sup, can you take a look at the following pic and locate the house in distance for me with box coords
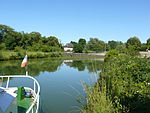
[64,43,74,52]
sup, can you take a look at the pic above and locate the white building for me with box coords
[64,43,74,52]
[64,47,73,52]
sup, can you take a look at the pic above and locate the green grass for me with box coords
[0,51,63,61]
[81,81,115,113]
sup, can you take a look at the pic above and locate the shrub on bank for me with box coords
[102,55,150,113]
[104,49,119,62]
[82,51,150,113]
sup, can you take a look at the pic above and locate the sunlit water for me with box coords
[0,58,103,113]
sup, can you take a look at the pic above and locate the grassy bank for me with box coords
[0,51,105,61]
[82,51,150,113]
[0,51,63,61]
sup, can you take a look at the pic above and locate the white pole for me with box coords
[6,77,10,88]
[34,81,36,93]
[26,71,28,76]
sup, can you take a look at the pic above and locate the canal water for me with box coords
[0,58,103,113]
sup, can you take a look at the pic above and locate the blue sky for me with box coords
[1,0,150,44]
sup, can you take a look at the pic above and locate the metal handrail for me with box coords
[0,75,40,113]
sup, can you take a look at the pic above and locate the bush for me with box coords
[83,54,150,113]
[14,46,24,52]
[104,50,119,62]
[125,45,140,56]
[101,55,150,113]
[0,43,6,50]
[140,44,148,51]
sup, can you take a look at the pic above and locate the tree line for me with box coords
[1,24,150,53]
[0,24,63,52]
[70,37,150,53]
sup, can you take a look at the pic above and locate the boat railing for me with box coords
[0,75,40,113]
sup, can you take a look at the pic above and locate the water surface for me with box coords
[0,58,103,113]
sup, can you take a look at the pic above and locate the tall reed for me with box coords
[81,78,115,113]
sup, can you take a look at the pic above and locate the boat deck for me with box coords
[10,87,36,113]
[1,87,35,113]
[0,75,40,113]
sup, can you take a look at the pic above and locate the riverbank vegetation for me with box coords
[0,24,64,60]
[69,37,150,53]
[0,51,63,61]
[0,24,63,52]
[82,50,150,113]
[1,24,150,60]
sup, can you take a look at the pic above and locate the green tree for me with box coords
[0,24,14,43]
[73,43,83,53]
[147,38,150,49]
[140,43,148,51]
[116,43,126,53]
[108,40,123,50]
[108,40,118,50]
[126,37,141,50]
[147,38,150,45]
[72,38,86,53]
[78,38,86,48]
[70,41,77,46]
[46,36,60,46]
[86,38,105,52]
[0,24,64,52]
[29,32,41,44]
[4,31,21,50]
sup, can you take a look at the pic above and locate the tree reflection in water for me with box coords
[0,58,104,76]
[64,59,103,73]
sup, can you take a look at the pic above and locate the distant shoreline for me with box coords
[65,51,150,58]
[64,52,106,57]
[0,51,149,61]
